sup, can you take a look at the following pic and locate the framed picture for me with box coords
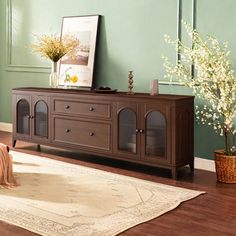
[59,15,100,89]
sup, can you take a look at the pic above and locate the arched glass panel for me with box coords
[17,99,30,134]
[35,101,48,137]
[118,108,136,153]
[146,111,166,157]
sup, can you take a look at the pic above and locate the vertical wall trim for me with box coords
[6,0,12,66]
[192,0,196,30]
[176,0,182,64]
[191,0,196,78]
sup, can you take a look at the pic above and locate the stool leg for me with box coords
[12,140,16,148]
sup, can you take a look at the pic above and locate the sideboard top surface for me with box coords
[12,87,194,101]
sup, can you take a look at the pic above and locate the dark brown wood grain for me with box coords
[12,87,194,179]
[0,131,236,236]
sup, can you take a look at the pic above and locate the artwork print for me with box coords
[59,15,100,88]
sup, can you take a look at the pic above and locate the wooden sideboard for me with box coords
[12,87,194,178]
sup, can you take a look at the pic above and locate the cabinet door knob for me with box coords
[65,129,70,133]
[135,129,139,133]
[89,107,94,111]
[139,129,144,133]
[65,105,70,109]
[89,132,94,136]
[31,115,34,119]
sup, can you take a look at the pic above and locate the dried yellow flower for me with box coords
[32,34,79,62]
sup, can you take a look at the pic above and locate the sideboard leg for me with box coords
[171,167,177,179]
[189,160,194,172]
[12,139,16,147]
[37,144,41,151]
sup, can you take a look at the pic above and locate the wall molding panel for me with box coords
[5,0,196,76]
[6,0,50,73]
[159,0,196,85]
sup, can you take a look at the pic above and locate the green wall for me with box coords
[1,0,236,160]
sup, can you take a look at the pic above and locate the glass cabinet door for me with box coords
[118,108,137,153]
[34,101,48,137]
[145,111,166,157]
[17,99,30,134]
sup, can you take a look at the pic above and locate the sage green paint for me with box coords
[1,0,179,121]
[0,0,234,159]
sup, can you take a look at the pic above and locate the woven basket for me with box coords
[215,150,236,183]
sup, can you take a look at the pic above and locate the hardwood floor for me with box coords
[0,131,235,236]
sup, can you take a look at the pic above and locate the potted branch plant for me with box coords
[163,22,236,183]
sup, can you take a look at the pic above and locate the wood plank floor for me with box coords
[0,131,235,236]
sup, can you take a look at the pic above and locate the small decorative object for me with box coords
[150,79,159,95]
[59,15,100,89]
[127,71,134,95]
[32,34,79,88]
[164,21,236,183]
[94,86,117,93]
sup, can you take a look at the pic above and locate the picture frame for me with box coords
[59,15,100,89]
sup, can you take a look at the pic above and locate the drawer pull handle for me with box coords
[90,132,94,136]
[65,129,70,133]
[65,105,70,109]
[89,107,94,111]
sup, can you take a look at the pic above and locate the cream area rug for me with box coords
[0,151,204,236]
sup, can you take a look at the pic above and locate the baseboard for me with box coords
[0,122,12,132]
[194,157,215,172]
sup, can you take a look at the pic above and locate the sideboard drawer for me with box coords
[53,99,111,119]
[53,117,111,151]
